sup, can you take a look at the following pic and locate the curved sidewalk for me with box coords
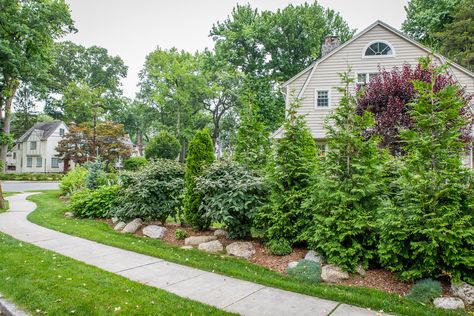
[0,193,383,316]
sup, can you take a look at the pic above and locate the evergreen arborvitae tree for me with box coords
[183,128,215,230]
[256,98,319,252]
[378,59,474,282]
[301,72,388,272]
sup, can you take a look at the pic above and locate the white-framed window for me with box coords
[59,128,65,136]
[30,141,37,150]
[26,157,33,167]
[51,157,60,168]
[316,143,327,156]
[362,40,395,58]
[356,72,379,85]
[315,89,330,108]
[36,157,42,167]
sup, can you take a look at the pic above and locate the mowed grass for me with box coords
[27,191,468,316]
[0,232,231,316]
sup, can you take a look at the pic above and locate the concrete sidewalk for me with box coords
[0,193,386,316]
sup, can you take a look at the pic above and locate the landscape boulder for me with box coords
[142,225,167,239]
[287,261,299,270]
[121,218,142,234]
[180,246,193,250]
[433,297,465,310]
[64,212,74,218]
[356,264,366,277]
[451,281,474,305]
[111,217,119,224]
[213,229,228,237]
[321,264,349,283]
[198,240,223,253]
[114,221,126,231]
[226,242,256,259]
[184,235,217,247]
[304,250,323,264]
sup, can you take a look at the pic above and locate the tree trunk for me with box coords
[136,130,144,156]
[1,80,18,172]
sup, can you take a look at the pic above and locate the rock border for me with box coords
[0,293,30,316]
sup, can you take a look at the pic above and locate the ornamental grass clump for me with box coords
[286,260,322,284]
[406,279,442,304]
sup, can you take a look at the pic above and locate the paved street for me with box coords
[1,181,59,192]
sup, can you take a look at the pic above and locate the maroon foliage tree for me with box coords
[356,62,473,155]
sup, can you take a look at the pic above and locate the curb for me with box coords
[0,294,29,316]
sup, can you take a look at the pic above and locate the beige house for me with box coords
[274,20,474,166]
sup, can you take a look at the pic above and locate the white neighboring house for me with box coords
[274,20,474,167]
[6,121,69,173]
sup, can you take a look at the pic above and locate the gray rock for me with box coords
[304,250,323,264]
[111,216,119,224]
[180,246,193,250]
[451,281,474,305]
[64,212,74,218]
[321,264,349,283]
[198,240,223,253]
[142,225,167,239]
[434,297,465,310]
[214,229,228,237]
[226,242,256,259]
[356,264,366,277]
[287,261,299,270]
[114,221,126,231]
[121,218,142,234]
[184,235,217,246]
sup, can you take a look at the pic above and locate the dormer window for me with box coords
[363,41,395,57]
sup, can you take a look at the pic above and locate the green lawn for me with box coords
[0,232,231,316]
[27,191,467,316]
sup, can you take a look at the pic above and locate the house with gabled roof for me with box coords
[6,121,69,173]
[273,20,474,167]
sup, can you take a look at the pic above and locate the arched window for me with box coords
[363,41,394,57]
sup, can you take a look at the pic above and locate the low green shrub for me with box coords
[195,160,267,239]
[145,131,181,160]
[0,173,63,181]
[111,159,185,223]
[175,229,187,240]
[123,157,148,171]
[286,260,322,284]
[69,185,120,218]
[59,166,88,196]
[267,239,292,256]
[406,279,442,304]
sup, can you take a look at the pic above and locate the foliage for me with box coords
[195,160,267,239]
[183,128,215,230]
[0,173,63,181]
[378,59,474,282]
[356,63,472,155]
[59,166,88,196]
[301,72,387,272]
[175,229,188,240]
[69,185,120,218]
[145,131,181,160]
[255,99,318,246]
[123,157,148,171]
[83,159,108,190]
[111,159,185,223]
[266,239,292,256]
[286,260,322,284]
[406,279,442,304]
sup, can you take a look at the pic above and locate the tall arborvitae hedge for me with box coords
[256,98,319,253]
[378,59,474,283]
[301,72,388,272]
[183,128,215,230]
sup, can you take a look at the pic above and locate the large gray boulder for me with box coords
[304,250,323,264]
[198,240,223,253]
[433,297,465,310]
[321,264,349,283]
[121,218,142,234]
[114,221,126,231]
[287,261,299,270]
[451,281,474,305]
[142,225,167,239]
[226,242,256,259]
[184,235,217,246]
[213,229,228,237]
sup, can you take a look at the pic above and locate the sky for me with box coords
[63,0,410,99]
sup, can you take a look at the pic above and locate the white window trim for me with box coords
[355,72,381,86]
[314,89,331,109]
[362,40,396,58]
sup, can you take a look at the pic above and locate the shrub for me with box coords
[84,159,109,189]
[255,98,318,246]
[175,229,187,240]
[123,157,148,171]
[195,160,267,239]
[111,159,185,223]
[69,185,120,218]
[183,128,215,230]
[300,72,387,272]
[406,279,442,304]
[286,260,322,284]
[378,60,474,282]
[145,131,181,160]
[267,239,292,256]
[59,166,88,196]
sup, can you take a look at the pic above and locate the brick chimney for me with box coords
[321,35,340,57]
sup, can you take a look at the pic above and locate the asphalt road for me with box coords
[1,181,59,192]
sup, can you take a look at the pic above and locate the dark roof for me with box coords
[17,121,64,143]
